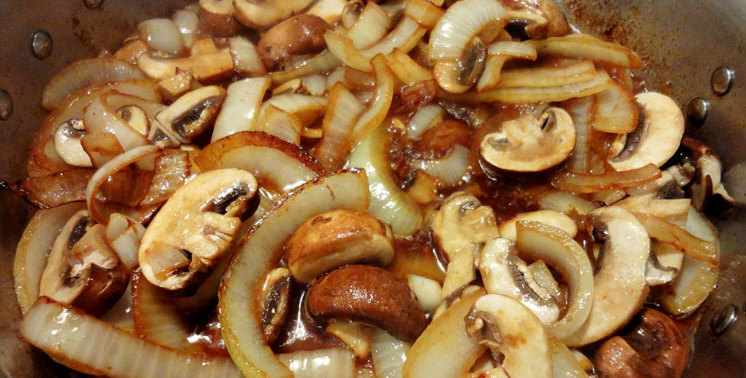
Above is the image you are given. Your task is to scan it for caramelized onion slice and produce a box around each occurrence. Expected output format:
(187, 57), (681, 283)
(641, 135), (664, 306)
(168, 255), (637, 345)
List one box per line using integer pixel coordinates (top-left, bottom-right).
(313, 83), (366, 171)
(14, 202), (86, 314)
(269, 50), (341, 85)
(529, 34), (643, 69)
(20, 297), (240, 377)
(18, 169), (93, 208)
(428, 0), (505, 60)
(43, 58), (145, 110)
(551, 164), (662, 193)
(219, 169), (370, 377)
(634, 212), (718, 266)
(278, 348), (356, 378)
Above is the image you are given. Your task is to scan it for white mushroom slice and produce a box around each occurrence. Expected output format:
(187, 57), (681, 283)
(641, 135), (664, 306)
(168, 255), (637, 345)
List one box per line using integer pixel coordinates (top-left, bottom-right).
(684, 138), (735, 211)
(156, 85), (226, 143)
(498, 209), (577, 241)
(259, 267), (292, 344)
(116, 105), (149, 136)
(645, 242), (680, 286)
(433, 38), (488, 94)
(432, 192), (499, 301)
(609, 92), (684, 171)
(477, 238), (560, 324)
(481, 107), (576, 172)
(233, 0), (315, 29)
(39, 210), (129, 316)
(54, 118), (93, 167)
(139, 168), (258, 290)
(465, 294), (552, 378)
(564, 206), (650, 346)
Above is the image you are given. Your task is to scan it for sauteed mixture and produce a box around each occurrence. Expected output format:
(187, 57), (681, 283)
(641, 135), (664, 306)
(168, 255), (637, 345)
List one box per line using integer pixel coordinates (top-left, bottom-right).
(12, 0), (734, 376)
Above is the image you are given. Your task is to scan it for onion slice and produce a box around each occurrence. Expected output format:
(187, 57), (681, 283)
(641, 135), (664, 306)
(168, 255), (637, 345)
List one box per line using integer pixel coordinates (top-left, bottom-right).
(84, 92), (151, 151)
(219, 169), (370, 377)
(371, 328), (411, 378)
(256, 105), (303, 145)
(212, 77), (271, 142)
(347, 2), (392, 49)
(18, 169), (93, 208)
(43, 58), (145, 110)
(20, 298), (240, 377)
(229, 37), (267, 76)
(349, 55), (395, 146)
(269, 50), (341, 85)
(403, 0), (445, 29)
(529, 34), (643, 69)
(515, 221), (594, 342)
(551, 164), (662, 194)
(634, 213), (718, 266)
(278, 348), (355, 378)
(14, 202), (86, 314)
(402, 289), (486, 377)
(85, 145), (161, 224)
(385, 48), (434, 84)
(477, 41), (538, 92)
(259, 94), (327, 127)
(428, 0), (505, 60)
(407, 104), (444, 139)
(414, 145), (470, 187)
(313, 83), (366, 171)
(348, 124), (422, 236)
(495, 60), (596, 88)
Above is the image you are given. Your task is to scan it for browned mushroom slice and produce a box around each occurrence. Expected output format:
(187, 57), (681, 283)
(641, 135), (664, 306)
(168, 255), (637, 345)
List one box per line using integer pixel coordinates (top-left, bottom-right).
(39, 210), (129, 316)
(199, 0), (241, 36)
(595, 308), (690, 378)
(233, 0), (315, 29)
(256, 14), (330, 71)
(283, 209), (395, 284)
(137, 46), (234, 84)
(481, 107), (576, 172)
(306, 265), (427, 341)
(433, 38), (487, 94)
(155, 86), (226, 143)
(259, 267), (292, 344)
(500, 0), (570, 39)
(138, 168), (258, 290)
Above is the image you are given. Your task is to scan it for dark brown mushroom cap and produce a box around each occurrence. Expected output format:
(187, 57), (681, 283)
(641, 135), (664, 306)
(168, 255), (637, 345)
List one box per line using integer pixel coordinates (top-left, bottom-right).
(306, 265), (428, 341)
(257, 14), (330, 70)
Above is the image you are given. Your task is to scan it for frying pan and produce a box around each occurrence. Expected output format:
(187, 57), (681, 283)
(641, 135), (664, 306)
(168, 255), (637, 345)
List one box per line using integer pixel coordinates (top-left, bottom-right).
(0, 0), (744, 376)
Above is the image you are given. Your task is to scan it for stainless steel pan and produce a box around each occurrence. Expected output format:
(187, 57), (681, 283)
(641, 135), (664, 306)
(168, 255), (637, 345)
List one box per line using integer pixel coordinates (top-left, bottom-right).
(1, 0), (744, 376)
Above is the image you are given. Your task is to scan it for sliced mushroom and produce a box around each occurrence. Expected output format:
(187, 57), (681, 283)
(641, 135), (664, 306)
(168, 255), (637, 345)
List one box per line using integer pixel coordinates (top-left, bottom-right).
(54, 118), (93, 167)
(480, 106), (576, 172)
(498, 210), (577, 241)
(432, 192), (499, 301)
(259, 267), (292, 344)
(340, 0), (364, 29)
(138, 168), (258, 290)
(501, 0), (570, 39)
(233, 0), (315, 29)
(564, 206), (650, 346)
(137, 44), (234, 83)
(116, 105), (149, 136)
(155, 85), (226, 143)
(465, 294), (552, 378)
(39, 210), (129, 316)
(157, 70), (194, 102)
(683, 137), (736, 212)
(306, 265), (427, 341)
(477, 238), (560, 324)
(283, 209), (395, 284)
(595, 308), (689, 378)
(433, 38), (487, 94)
(198, 0), (241, 36)
(609, 92), (684, 171)
(256, 14), (330, 71)
(645, 249), (679, 287)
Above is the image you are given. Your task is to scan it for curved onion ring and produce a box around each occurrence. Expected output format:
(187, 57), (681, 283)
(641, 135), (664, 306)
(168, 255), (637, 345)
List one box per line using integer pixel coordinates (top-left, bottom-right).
(428, 0), (506, 60)
(85, 145), (161, 225)
(313, 83), (366, 171)
(219, 170), (370, 377)
(347, 2), (392, 49)
(84, 92), (151, 151)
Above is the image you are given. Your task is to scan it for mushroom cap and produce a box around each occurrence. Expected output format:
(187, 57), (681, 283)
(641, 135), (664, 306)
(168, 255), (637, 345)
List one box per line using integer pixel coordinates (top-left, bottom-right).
(284, 209), (395, 284)
(564, 206), (650, 346)
(480, 107), (576, 172)
(138, 168), (258, 290)
(233, 0), (315, 29)
(609, 92), (684, 171)
(256, 14), (330, 71)
(306, 265), (427, 341)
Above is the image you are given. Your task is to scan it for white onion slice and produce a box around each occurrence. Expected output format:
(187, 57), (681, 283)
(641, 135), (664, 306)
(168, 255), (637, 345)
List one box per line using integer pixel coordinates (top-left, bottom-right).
(538, 191), (597, 215)
(14, 202), (86, 314)
(270, 50), (341, 85)
(564, 96), (595, 173)
(229, 37), (268, 76)
(350, 55), (395, 145)
(83, 93), (151, 151)
(278, 348), (355, 378)
(314, 83), (366, 171)
(301, 74), (328, 96)
(100, 282), (134, 331)
(385, 48), (434, 84)
(105, 213), (146, 270)
(496, 60), (596, 88)
(407, 104), (444, 139)
(20, 298), (240, 377)
(212, 77), (271, 142)
(347, 2), (392, 49)
(258, 94), (327, 127)
(403, 0), (445, 29)
(131, 272), (195, 351)
(348, 124), (422, 236)
(257, 105), (302, 145)
(529, 34), (642, 69)
(407, 274), (442, 313)
(85, 145), (160, 224)
(477, 41), (538, 92)
(138, 18), (185, 56)
(42, 58), (145, 110)
(428, 0), (506, 60)
(219, 170), (370, 377)
(371, 329), (411, 378)
(172, 10), (199, 48)
(414, 145), (469, 187)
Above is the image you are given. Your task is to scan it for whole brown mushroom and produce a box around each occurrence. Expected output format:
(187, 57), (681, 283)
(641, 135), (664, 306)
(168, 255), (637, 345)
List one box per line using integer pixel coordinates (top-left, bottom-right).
(256, 14), (330, 71)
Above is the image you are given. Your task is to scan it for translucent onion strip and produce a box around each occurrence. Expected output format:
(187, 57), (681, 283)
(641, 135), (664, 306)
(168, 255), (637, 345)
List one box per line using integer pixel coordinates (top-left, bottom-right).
(428, 0), (506, 60)
(20, 298), (240, 378)
(257, 105), (303, 145)
(538, 191), (597, 215)
(444, 70), (612, 104)
(172, 10), (199, 48)
(84, 93), (151, 151)
(348, 125), (422, 236)
(563, 96), (595, 173)
(278, 348), (355, 378)
(138, 18), (185, 56)
(313, 83), (366, 171)
(219, 170), (370, 377)
(212, 77), (271, 142)
(477, 41), (538, 92)
(371, 329), (411, 378)
(105, 213), (146, 270)
(258, 94), (327, 127)
(131, 272), (195, 352)
(634, 212), (718, 266)
(403, 0), (445, 29)
(529, 34), (643, 69)
(43, 58), (145, 110)
(551, 163), (662, 194)
(414, 145), (469, 186)
(407, 104), (444, 139)
(347, 2), (392, 49)
(14, 202), (86, 314)
(385, 48), (434, 84)
(270, 50), (341, 85)
(496, 60), (596, 88)
(229, 36), (268, 76)
(350, 55), (395, 146)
